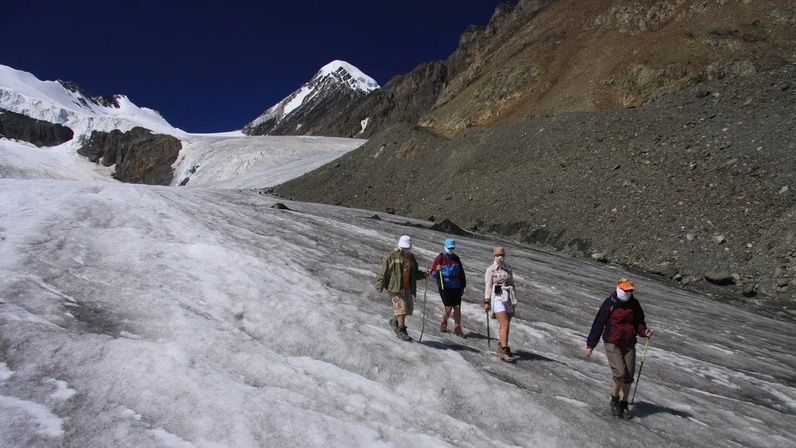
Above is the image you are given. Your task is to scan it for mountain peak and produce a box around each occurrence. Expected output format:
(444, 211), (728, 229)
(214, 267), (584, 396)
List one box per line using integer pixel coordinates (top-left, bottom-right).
(315, 60), (379, 93)
(57, 79), (122, 109)
(242, 60), (379, 136)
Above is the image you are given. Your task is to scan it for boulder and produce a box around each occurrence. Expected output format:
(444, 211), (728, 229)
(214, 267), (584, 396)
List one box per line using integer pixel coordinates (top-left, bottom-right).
(704, 271), (736, 286)
(653, 263), (679, 279)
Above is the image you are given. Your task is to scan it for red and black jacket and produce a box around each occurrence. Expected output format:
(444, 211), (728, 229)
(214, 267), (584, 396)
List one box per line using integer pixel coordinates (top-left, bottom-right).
(587, 293), (649, 349)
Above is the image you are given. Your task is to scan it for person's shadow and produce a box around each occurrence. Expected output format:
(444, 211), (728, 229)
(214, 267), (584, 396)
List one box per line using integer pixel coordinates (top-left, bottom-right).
(420, 336), (480, 353)
(511, 348), (558, 363)
(421, 338), (480, 353)
(631, 401), (695, 419)
(448, 332), (562, 364)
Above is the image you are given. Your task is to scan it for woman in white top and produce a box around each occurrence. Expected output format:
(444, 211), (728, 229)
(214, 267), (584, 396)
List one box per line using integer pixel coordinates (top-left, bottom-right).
(483, 246), (516, 362)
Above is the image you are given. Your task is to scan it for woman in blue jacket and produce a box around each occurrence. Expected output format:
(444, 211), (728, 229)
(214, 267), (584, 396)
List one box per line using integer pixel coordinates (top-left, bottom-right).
(430, 238), (467, 337)
(586, 278), (654, 419)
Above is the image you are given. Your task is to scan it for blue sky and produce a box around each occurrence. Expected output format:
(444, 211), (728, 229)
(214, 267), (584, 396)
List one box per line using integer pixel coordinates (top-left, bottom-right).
(2, 1), (510, 133)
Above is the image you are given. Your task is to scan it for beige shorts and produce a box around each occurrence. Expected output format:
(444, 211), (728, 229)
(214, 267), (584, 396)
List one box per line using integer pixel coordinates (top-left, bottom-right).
(390, 289), (414, 316)
(604, 343), (636, 384)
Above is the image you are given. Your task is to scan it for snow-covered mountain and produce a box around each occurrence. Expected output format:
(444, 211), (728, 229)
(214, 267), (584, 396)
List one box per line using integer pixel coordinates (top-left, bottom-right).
(242, 60), (379, 137)
(0, 64), (180, 138)
(0, 64), (365, 187)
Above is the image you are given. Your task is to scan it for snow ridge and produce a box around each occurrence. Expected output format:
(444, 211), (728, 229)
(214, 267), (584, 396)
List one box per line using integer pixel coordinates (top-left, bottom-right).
(0, 64), (181, 139)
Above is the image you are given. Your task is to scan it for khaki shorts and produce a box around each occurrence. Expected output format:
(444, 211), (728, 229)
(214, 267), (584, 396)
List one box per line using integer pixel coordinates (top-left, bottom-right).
(604, 343), (636, 384)
(391, 289), (414, 316)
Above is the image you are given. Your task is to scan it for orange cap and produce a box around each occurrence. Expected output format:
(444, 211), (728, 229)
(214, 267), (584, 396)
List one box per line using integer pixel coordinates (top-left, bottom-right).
(617, 278), (635, 291)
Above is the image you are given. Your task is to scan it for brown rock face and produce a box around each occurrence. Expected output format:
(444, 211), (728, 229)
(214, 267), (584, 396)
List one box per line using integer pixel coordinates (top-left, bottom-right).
(78, 127), (181, 185)
(423, 0), (796, 137)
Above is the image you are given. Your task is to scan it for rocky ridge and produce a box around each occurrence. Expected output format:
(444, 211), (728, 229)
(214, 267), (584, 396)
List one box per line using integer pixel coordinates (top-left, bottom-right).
(78, 127), (182, 185)
(0, 108), (74, 147)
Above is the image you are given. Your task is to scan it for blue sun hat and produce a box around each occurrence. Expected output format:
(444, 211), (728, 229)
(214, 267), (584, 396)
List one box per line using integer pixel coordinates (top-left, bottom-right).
(444, 238), (456, 249)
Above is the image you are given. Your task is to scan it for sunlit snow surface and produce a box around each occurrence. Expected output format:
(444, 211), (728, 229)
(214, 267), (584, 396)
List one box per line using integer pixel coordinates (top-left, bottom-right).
(1, 119), (795, 447)
(174, 133), (363, 189)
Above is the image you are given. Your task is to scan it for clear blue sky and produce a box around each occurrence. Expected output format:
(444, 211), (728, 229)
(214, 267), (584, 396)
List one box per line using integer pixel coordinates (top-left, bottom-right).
(2, 1), (511, 133)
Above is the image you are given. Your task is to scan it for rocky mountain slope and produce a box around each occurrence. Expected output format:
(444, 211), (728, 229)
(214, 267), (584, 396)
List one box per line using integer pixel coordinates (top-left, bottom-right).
(308, 0), (795, 139)
(275, 0), (796, 318)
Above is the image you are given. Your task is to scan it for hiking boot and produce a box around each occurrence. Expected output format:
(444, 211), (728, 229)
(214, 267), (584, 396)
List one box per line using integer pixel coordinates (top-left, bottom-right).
(396, 326), (412, 341)
(389, 318), (404, 338)
(619, 400), (632, 419)
(453, 326), (465, 337)
(440, 322), (448, 332)
(497, 344), (516, 363)
(610, 396), (621, 417)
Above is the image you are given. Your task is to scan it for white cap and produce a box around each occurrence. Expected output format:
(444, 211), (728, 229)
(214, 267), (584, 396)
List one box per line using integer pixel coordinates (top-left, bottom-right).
(398, 235), (412, 249)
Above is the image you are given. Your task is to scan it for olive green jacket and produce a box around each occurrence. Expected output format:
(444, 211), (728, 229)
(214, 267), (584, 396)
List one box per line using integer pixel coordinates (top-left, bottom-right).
(375, 248), (422, 295)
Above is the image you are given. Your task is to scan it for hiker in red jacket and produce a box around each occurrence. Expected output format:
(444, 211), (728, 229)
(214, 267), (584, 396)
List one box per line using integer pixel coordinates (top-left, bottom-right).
(586, 278), (654, 419)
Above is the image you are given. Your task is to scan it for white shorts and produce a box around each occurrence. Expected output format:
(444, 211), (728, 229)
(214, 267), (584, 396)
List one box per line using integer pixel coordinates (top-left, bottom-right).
(492, 296), (515, 314)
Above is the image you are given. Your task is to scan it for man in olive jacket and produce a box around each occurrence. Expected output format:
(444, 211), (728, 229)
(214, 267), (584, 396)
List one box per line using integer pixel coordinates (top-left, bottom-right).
(376, 235), (424, 341)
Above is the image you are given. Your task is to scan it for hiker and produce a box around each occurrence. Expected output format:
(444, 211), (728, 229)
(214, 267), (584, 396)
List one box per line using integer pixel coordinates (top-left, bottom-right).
(483, 246), (517, 362)
(376, 235), (424, 341)
(586, 278), (654, 419)
(430, 238), (467, 337)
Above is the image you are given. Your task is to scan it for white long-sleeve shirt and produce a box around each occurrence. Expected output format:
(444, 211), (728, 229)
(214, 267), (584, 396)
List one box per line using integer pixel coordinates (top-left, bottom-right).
(484, 261), (514, 300)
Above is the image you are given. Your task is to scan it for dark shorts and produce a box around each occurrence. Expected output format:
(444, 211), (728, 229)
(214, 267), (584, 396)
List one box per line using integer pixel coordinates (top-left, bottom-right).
(439, 288), (463, 307)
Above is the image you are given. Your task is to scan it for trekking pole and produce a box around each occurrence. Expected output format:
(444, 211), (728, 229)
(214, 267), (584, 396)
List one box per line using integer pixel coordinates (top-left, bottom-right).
(418, 274), (429, 342)
(631, 338), (651, 404)
(486, 310), (491, 348)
